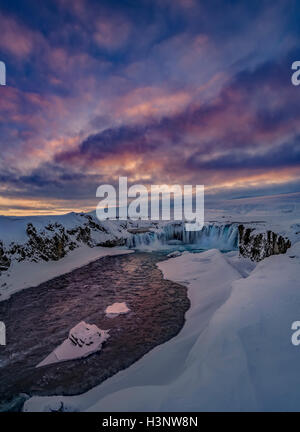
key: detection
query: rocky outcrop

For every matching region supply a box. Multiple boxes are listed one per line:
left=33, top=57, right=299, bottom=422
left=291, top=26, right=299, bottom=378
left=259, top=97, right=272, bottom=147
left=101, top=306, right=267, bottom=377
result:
left=24, top=223, right=77, bottom=262
left=98, top=239, right=126, bottom=247
left=238, top=224, right=291, bottom=261
left=0, top=213, right=293, bottom=274
left=0, top=214, right=133, bottom=274
left=0, top=241, right=10, bottom=272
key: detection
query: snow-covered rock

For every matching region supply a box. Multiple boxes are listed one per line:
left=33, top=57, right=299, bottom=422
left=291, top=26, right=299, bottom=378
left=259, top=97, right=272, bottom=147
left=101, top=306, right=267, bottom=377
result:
left=0, top=212, right=134, bottom=270
left=238, top=224, right=291, bottom=261
left=37, top=321, right=110, bottom=367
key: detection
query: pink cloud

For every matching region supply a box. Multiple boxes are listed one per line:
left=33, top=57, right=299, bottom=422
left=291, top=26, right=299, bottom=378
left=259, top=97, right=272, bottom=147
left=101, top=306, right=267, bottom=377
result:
left=0, top=12, right=41, bottom=58
left=94, top=16, right=131, bottom=50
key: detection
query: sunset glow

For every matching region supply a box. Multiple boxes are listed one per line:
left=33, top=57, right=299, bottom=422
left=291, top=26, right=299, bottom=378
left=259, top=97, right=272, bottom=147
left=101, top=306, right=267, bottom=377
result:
left=0, top=0, right=299, bottom=215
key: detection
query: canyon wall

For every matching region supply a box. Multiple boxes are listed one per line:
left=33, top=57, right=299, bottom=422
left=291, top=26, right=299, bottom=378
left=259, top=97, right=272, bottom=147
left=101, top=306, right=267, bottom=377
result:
left=0, top=213, right=293, bottom=274
left=238, top=224, right=291, bottom=261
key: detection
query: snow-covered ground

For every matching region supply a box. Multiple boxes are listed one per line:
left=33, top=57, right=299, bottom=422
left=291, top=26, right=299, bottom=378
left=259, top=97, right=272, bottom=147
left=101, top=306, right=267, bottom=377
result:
left=24, top=242, right=300, bottom=412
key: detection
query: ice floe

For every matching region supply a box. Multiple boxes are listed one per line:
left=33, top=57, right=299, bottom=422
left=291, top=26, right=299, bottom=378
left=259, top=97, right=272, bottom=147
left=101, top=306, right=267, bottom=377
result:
left=105, top=302, right=130, bottom=318
left=37, top=321, right=110, bottom=367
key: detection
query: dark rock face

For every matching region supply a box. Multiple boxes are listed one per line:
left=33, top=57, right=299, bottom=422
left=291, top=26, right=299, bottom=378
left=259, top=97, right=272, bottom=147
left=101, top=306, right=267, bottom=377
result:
left=238, top=224, right=291, bottom=261
left=0, top=242, right=10, bottom=272
left=24, top=223, right=76, bottom=262
left=0, top=214, right=293, bottom=274
left=98, top=239, right=126, bottom=247
left=0, top=215, right=130, bottom=274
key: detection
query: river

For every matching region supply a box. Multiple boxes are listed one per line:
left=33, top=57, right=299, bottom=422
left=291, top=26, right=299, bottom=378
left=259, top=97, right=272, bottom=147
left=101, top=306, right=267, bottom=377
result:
left=0, top=251, right=190, bottom=411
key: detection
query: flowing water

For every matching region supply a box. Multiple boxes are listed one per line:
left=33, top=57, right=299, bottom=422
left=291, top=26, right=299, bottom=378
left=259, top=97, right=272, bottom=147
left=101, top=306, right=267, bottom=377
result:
left=0, top=251, right=190, bottom=411
left=126, top=222, right=239, bottom=251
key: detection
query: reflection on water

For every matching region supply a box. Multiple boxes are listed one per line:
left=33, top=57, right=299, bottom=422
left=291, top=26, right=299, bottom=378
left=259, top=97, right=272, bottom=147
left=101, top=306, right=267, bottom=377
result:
left=0, top=251, right=189, bottom=411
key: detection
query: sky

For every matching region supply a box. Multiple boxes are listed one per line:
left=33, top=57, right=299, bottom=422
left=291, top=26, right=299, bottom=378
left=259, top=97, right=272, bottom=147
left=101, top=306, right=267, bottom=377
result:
left=0, top=0, right=300, bottom=215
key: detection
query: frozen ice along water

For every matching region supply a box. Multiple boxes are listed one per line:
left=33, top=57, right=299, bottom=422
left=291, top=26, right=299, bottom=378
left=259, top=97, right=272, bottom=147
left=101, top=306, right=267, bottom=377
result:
left=36, top=321, right=110, bottom=367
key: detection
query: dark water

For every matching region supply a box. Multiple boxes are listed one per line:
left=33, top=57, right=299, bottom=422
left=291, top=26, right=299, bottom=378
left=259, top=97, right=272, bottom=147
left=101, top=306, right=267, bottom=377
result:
left=0, top=251, right=189, bottom=411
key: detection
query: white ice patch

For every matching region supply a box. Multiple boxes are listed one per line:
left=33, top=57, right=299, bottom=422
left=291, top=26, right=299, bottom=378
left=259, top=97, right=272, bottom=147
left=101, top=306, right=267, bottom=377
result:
left=105, top=302, right=130, bottom=318
left=36, top=321, right=110, bottom=367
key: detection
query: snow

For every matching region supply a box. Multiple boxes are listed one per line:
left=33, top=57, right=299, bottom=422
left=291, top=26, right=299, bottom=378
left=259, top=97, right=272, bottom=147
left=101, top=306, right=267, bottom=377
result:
left=37, top=321, right=110, bottom=367
left=105, top=302, right=130, bottom=317
left=204, top=192, right=300, bottom=246
left=23, top=248, right=243, bottom=411
left=0, top=212, right=89, bottom=246
left=1, top=193, right=299, bottom=302
left=0, top=245, right=133, bottom=302
left=24, top=243, right=300, bottom=412
left=3, top=192, right=300, bottom=411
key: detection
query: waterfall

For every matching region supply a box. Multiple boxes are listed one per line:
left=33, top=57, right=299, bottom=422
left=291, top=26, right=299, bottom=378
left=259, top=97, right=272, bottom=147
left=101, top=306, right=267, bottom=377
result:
left=126, top=223, right=239, bottom=251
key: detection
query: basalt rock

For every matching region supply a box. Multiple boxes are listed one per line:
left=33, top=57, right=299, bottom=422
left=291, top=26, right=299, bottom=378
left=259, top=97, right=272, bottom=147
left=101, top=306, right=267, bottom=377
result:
left=238, top=224, right=291, bottom=261
left=0, top=215, right=293, bottom=276
left=0, top=215, right=130, bottom=274
left=98, top=238, right=126, bottom=247
left=0, top=241, right=10, bottom=272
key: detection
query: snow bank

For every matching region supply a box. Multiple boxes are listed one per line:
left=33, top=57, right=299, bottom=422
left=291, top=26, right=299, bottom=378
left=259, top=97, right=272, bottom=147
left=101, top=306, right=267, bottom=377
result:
left=87, top=244, right=300, bottom=411
left=23, top=248, right=243, bottom=412
left=37, top=321, right=110, bottom=367
left=24, top=244, right=300, bottom=412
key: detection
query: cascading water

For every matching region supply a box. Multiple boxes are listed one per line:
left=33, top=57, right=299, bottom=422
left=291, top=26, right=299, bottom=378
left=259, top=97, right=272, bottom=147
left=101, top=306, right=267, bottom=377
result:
left=126, top=223, right=239, bottom=251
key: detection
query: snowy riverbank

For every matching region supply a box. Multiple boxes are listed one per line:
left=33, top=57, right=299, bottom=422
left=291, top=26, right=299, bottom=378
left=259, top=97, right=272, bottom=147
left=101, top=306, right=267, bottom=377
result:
left=24, top=243, right=300, bottom=411
left=0, top=245, right=133, bottom=302
left=22, top=248, right=248, bottom=411
left=1, top=193, right=300, bottom=303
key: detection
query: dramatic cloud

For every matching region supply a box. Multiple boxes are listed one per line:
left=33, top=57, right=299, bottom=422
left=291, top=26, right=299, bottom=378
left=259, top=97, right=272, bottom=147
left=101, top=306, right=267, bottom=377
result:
left=0, top=0, right=299, bottom=214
